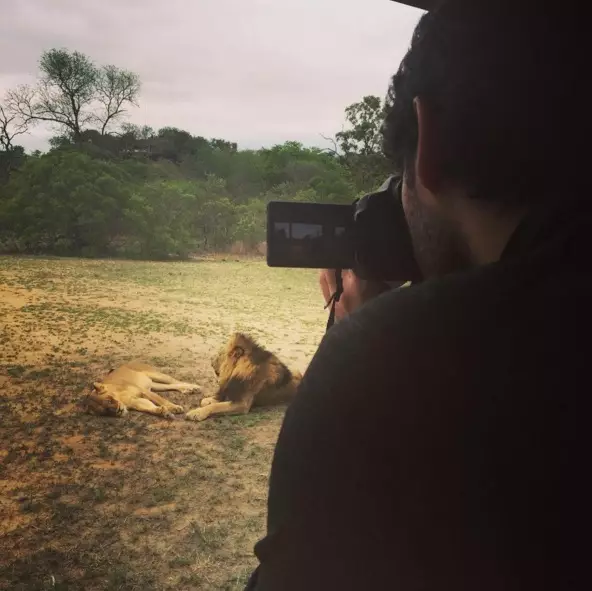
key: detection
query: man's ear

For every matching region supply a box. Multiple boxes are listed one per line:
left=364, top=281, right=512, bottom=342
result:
left=413, top=96, right=444, bottom=196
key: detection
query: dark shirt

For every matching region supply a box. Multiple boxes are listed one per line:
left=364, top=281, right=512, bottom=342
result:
left=246, top=198, right=592, bottom=590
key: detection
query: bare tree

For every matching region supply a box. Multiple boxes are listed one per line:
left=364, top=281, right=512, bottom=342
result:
left=6, top=48, right=140, bottom=141
left=319, top=133, right=341, bottom=157
left=7, top=49, right=98, bottom=140
left=95, top=65, right=141, bottom=135
left=0, top=103, right=28, bottom=151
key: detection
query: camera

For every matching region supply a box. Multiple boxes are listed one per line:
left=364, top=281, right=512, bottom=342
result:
left=266, top=175, right=423, bottom=283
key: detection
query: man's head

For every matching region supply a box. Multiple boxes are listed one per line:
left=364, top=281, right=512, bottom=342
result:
left=382, top=0, right=580, bottom=277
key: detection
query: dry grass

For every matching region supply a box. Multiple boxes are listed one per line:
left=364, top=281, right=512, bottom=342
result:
left=0, top=255, right=326, bottom=590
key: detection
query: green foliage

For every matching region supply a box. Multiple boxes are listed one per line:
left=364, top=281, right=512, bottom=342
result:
left=0, top=146, right=25, bottom=184
left=0, top=133, right=365, bottom=259
left=1, top=48, right=388, bottom=260
left=0, top=150, right=132, bottom=256
left=123, top=180, right=200, bottom=258
left=232, top=199, right=267, bottom=248
left=334, top=95, right=392, bottom=192
left=124, top=175, right=239, bottom=257
left=336, top=95, right=385, bottom=156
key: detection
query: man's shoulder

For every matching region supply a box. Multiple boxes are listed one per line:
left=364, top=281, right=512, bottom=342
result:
left=301, top=274, right=472, bottom=391
left=330, top=269, right=493, bottom=351
left=302, top=263, right=521, bottom=397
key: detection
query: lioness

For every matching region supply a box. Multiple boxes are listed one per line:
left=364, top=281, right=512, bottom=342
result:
left=86, top=361, right=201, bottom=419
left=185, top=332, right=302, bottom=422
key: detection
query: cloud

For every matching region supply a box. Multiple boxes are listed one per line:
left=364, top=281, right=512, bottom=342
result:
left=0, top=0, right=424, bottom=153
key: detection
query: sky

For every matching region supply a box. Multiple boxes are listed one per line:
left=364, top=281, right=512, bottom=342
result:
left=0, top=0, right=424, bottom=154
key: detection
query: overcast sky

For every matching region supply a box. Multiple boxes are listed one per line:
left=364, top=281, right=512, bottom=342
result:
left=0, top=0, right=424, bottom=153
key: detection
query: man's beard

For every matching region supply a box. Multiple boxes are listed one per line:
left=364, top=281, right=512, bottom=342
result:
left=402, top=182, right=471, bottom=279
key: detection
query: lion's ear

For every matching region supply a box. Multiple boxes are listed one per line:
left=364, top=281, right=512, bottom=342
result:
left=230, top=346, right=245, bottom=361
left=93, top=382, right=103, bottom=391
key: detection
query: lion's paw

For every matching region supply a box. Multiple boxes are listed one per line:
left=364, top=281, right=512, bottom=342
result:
left=168, top=404, right=184, bottom=414
left=185, top=407, right=209, bottom=422
left=182, top=384, right=201, bottom=393
left=199, top=397, right=216, bottom=407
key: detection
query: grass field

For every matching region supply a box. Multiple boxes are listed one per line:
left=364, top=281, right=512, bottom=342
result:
left=0, top=255, right=326, bottom=590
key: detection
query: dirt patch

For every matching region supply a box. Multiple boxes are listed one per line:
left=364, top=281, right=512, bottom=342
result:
left=0, top=255, right=325, bottom=590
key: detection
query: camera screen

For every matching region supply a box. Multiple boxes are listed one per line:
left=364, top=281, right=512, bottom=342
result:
left=267, top=202, right=354, bottom=270
left=272, top=221, right=347, bottom=263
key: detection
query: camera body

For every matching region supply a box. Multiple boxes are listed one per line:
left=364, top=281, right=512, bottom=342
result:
left=266, top=175, right=423, bottom=283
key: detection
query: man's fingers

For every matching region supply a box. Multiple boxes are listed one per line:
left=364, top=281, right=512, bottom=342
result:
left=321, top=269, right=389, bottom=321
left=320, top=269, right=337, bottom=305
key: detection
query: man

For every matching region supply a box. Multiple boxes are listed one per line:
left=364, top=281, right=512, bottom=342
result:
left=247, top=0, right=590, bottom=589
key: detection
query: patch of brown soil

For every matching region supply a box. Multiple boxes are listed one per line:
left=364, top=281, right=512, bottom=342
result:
left=89, top=460, right=129, bottom=470
left=0, top=256, right=324, bottom=590
left=133, top=503, right=177, bottom=517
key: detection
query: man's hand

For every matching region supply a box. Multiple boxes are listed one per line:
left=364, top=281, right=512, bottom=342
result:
left=319, top=269, right=391, bottom=322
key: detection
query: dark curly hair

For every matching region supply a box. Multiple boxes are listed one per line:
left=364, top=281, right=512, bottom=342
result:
left=382, top=0, right=580, bottom=205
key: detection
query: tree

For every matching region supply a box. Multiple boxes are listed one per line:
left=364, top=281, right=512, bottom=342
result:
left=6, top=49, right=140, bottom=141
left=7, top=49, right=97, bottom=140
left=124, top=180, right=200, bottom=258
left=328, top=95, right=392, bottom=192
left=210, top=138, right=237, bottom=152
left=120, top=123, right=155, bottom=140
left=0, top=150, right=133, bottom=255
left=0, top=87, right=384, bottom=259
left=157, top=127, right=194, bottom=151
left=95, top=65, right=141, bottom=134
left=335, top=95, right=385, bottom=156
left=0, top=103, right=28, bottom=151
left=0, top=145, right=25, bottom=185
left=232, top=199, right=266, bottom=248
left=197, top=197, right=237, bottom=251
left=192, top=176, right=236, bottom=250
left=0, top=103, right=28, bottom=182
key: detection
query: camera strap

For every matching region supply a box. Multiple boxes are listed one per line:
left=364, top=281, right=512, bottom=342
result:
left=324, top=269, right=343, bottom=332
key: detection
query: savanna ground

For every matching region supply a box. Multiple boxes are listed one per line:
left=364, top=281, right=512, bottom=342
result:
left=0, top=255, right=326, bottom=590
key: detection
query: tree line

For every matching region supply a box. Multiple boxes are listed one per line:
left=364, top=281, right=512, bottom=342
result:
left=0, top=48, right=392, bottom=259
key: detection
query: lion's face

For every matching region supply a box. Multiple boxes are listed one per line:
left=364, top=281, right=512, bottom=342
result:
left=211, top=340, right=245, bottom=379
left=211, top=348, right=224, bottom=377
left=86, top=384, right=127, bottom=417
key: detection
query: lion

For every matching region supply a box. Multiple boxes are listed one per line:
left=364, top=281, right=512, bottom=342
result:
left=85, top=361, right=201, bottom=419
left=185, top=332, right=302, bottom=422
